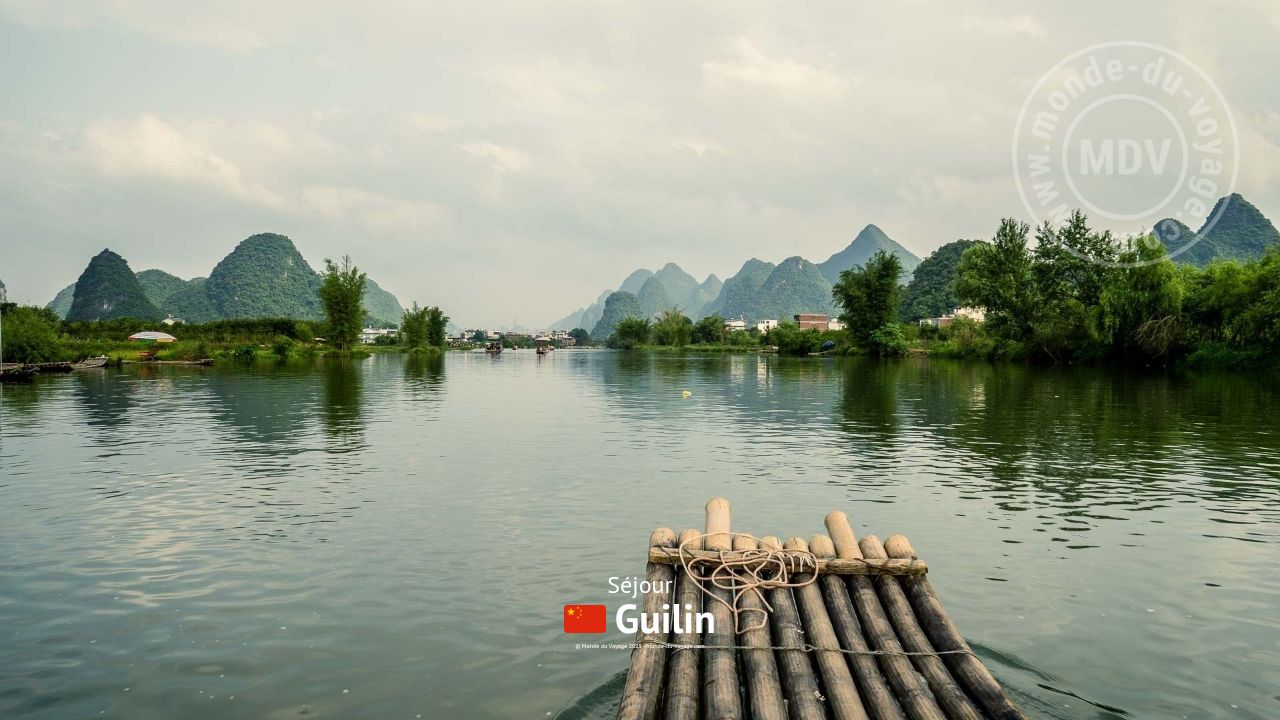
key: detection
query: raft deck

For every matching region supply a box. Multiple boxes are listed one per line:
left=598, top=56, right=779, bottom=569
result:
left=617, top=498, right=1026, bottom=720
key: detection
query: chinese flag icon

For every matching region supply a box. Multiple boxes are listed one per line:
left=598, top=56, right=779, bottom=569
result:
left=563, top=604, right=607, bottom=633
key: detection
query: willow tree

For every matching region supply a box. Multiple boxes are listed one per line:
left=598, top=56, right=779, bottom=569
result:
left=318, top=256, right=367, bottom=350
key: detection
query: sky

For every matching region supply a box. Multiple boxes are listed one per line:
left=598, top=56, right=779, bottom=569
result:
left=2, top=1, right=1279, bottom=327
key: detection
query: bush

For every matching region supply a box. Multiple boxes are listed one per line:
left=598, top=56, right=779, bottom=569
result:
left=769, top=322, right=822, bottom=356
left=0, top=305, right=62, bottom=363
left=608, top=317, right=651, bottom=349
left=869, top=323, right=909, bottom=356
left=231, top=344, right=257, bottom=362
left=272, top=335, right=297, bottom=358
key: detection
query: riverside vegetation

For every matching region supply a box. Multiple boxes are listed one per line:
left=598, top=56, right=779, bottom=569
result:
left=2, top=256, right=451, bottom=364
left=601, top=210, right=1280, bottom=371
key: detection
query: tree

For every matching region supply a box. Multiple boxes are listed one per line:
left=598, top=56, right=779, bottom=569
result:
left=767, top=321, right=822, bottom=356
left=832, top=250, right=903, bottom=354
left=900, top=239, right=979, bottom=321
left=568, top=327, right=590, bottom=347
left=401, top=303, right=429, bottom=348
left=652, top=309, right=692, bottom=347
left=424, top=306, right=449, bottom=347
left=608, top=317, right=651, bottom=349
left=1100, top=236, right=1182, bottom=358
left=318, top=255, right=367, bottom=350
left=1, top=305, right=62, bottom=363
left=691, top=315, right=725, bottom=344
left=470, top=330, right=486, bottom=343
left=955, top=219, right=1037, bottom=341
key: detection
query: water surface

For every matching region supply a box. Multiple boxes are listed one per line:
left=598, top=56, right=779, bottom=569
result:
left=1, top=352, right=1277, bottom=719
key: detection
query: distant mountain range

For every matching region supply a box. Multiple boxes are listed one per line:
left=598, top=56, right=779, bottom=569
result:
left=49, top=233, right=405, bottom=324
left=554, top=224, right=923, bottom=334
left=1153, top=194, right=1280, bottom=265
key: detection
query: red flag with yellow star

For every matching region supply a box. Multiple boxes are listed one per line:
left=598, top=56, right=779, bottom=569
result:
left=563, top=604, right=606, bottom=633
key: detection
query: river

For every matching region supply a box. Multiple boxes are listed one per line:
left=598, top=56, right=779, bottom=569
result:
left=1, top=351, right=1277, bottom=719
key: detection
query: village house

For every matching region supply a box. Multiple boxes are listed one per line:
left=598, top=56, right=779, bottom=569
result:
left=794, top=313, right=828, bottom=331
left=919, top=307, right=986, bottom=328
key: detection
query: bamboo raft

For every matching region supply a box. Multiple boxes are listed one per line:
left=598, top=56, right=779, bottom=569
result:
left=616, top=498, right=1026, bottom=720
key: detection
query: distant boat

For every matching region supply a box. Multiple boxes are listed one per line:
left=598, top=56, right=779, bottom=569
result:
left=536, top=345, right=549, bottom=355
left=485, top=342, right=503, bottom=355
left=72, top=355, right=109, bottom=370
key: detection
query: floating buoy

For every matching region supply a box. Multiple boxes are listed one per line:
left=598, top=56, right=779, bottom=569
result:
left=681, top=390, right=692, bottom=398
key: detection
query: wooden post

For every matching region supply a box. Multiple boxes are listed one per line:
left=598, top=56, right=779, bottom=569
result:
left=663, top=528, right=703, bottom=720
left=732, top=535, right=787, bottom=720
left=859, top=535, right=983, bottom=720
left=808, top=535, right=906, bottom=720
left=618, top=528, right=678, bottom=720
left=785, top=537, right=870, bottom=720
left=883, top=535, right=1028, bottom=720
left=824, top=513, right=946, bottom=720
left=701, top=498, right=743, bottom=720
left=760, top=536, right=826, bottom=720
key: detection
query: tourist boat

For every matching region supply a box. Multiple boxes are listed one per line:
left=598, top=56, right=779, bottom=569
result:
left=536, top=344, right=549, bottom=355
left=485, top=342, right=503, bottom=355
left=71, top=355, right=109, bottom=370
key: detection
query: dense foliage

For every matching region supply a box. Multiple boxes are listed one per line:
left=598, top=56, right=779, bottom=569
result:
left=949, top=212, right=1280, bottom=367
left=568, top=328, right=590, bottom=346
left=318, top=256, right=367, bottom=351
left=608, top=317, right=651, bottom=349
left=899, top=240, right=978, bottom=321
left=652, top=309, right=693, bottom=347
left=832, top=250, right=904, bottom=355
left=1, top=305, right=62, bottom=362
left=66, top=250, right=162, bottom=322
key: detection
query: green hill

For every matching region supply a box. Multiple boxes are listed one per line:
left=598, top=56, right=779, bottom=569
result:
left=618, top=269, right=654, bottom=295
left=1156, top=194, right=1280, bottom=265
left=47, top=283, right=76, bottom=318
left=754, top=256, right=835, bottom=321
left=363, top=278, right=405, bottom=325
left=67, top=250, right=162, bottom=321
left=702, top=258, right=775, bottom=320
left=590, top=291, right=643, bottom=339
left=817, top=224, right=920, bottom=282
left=635, top=276, right=675, bottom=318
left=900, top=239, right=980, bottom=321
left=136, top=269, right=206, bottom=310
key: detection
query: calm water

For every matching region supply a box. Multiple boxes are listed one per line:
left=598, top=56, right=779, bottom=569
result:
left=1, top=352, right=1278, bottom=719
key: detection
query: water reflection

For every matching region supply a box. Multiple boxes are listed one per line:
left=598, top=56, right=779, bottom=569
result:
left=321, top=358, right=363, bottom=446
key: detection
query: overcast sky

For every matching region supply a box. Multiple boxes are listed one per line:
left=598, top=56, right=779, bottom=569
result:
left=2, top=1, right=1279, bottom=326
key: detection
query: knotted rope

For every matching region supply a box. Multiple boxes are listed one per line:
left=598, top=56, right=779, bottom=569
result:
left=677, top=531, right=818, bottom=634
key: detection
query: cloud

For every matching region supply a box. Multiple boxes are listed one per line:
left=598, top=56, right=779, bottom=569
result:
left=701, top=37, right=850, bottom=99
left=301, top=185, right=450, bottom=235
left=958, top=14, right=1047, bottom=39
left=83, top=114, right=285, bottom=208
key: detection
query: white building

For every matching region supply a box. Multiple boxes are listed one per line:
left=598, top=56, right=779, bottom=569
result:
left=724, top=318, right=747, bottom=332
left=755, top=319, right=778, bottom=333
left=919, top=307, right=986, bottom=328
left=827, top=318, right=845, bottom=331
left=359, top=327, right=398, bottom=344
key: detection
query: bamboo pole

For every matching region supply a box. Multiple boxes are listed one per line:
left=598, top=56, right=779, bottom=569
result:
left=760, top=536, right=826, bottom=720
left=732, top=535, right=787, bottom=720
left=824, top=513, right=946, bottom=720
left=785, top=536, right=870, bottom=720
left=647, top=547, right=928, bottom=576
left=859, top=535, right=983, bottom=720
left=618, top=527, right=678, bottom=720
left=808, top=535, right=906, bottom=720
left=701, top=498, right=743, bottom=720
left=663, top=528, right=704, bottom=720
left=883, top=535, right=1027, bottom=720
